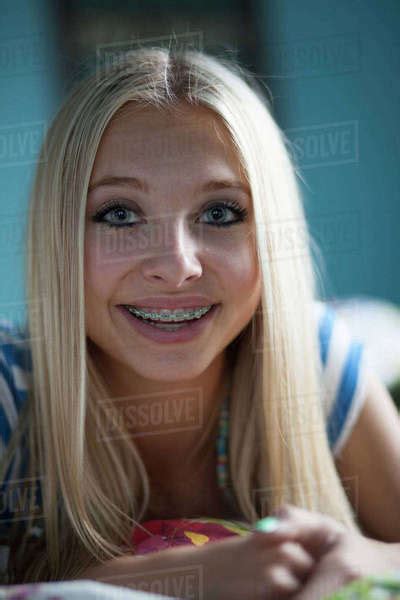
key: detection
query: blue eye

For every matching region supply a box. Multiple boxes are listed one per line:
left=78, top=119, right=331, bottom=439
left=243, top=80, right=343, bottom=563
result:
left=91, top=200, right=248, bottom=229
left=200, top=201, right=248, bottom=227
left=92, top=205, right=138, bottom=228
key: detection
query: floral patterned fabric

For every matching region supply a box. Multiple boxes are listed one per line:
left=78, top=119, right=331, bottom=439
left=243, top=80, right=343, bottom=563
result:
left=130, top=517, right=252, bottom=554
left=0, top=579, right=175, bottom=599
left=0, top=572, right=399, bottom=599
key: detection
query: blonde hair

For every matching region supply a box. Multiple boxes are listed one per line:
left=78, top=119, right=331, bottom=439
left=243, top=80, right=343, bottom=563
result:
left=2, top=47, right=360, bottom=582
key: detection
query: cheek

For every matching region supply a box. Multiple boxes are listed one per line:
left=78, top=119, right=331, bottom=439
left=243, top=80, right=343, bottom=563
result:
left=84, top=232, right=127, bottom=311
left=214, top=232, right=260, bottom=284
left=211, top=236, right=262, bottom=310
left=210, top=240, right=262, bottom=348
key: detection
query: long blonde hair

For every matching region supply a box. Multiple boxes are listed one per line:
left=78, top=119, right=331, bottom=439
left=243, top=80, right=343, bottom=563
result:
left=2, top=47, right=360, bottom=582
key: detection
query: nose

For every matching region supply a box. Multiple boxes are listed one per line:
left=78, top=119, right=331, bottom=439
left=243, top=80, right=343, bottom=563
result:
left=140, top=216, right=203, bottom=285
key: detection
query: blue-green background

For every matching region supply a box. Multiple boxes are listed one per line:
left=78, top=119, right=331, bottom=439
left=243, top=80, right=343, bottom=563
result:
left=1, top=0, right=399, bottom=329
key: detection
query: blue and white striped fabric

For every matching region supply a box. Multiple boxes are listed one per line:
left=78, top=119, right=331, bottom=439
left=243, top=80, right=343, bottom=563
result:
left=0, top=321, right=32, bottom=493
left=0, top=302, right=369, bottom=542
left=313, top=300, right=368, bottom=457
left=0, top=321, right=33, bottom=578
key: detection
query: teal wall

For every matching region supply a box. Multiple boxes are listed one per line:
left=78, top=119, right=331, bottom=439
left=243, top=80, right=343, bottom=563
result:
left=256, top=0, right=400, bottom=304
left=1, top=0, right=399, bottom=331
left=0, top=0, right=62, bottom=329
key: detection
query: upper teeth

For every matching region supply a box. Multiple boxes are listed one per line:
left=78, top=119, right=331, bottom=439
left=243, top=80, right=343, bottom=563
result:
left=126, top=305, right=213, bottom=322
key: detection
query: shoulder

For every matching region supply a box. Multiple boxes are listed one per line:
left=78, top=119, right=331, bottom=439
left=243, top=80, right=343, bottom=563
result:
left=312, top=301, right=369, bottom=457
left=0, top=320, right=32, bottom=447
left=0, top=321, right=33, bottom=545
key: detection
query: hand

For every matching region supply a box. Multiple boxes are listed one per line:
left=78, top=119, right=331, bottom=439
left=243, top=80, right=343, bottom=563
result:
left=198, top=526, right=316, bottom=600
left=79, top=526, right=315, bottom=600
left=270, top=503, right=400, bottom=600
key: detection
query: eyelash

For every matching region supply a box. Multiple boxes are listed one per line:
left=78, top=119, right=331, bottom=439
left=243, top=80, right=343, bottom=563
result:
left=91, top=199, right=249, bottom=229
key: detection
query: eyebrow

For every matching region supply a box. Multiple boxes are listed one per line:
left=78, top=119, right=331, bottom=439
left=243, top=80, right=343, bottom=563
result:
left=88, top=176, right=251, bottom=196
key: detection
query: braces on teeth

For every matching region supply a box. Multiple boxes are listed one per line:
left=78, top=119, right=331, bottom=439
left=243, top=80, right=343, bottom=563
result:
left=126, top=305, right=213, bottom=322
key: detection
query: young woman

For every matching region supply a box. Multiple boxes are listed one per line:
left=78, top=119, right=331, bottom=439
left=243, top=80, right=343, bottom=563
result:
left=0, top=47, right=399, bottom=596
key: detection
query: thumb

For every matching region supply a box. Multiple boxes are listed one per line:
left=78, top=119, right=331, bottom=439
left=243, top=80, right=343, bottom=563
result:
left=291, top=559, right=346, bottom=600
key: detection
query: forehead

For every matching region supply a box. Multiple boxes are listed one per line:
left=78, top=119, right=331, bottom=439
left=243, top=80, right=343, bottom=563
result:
left=91, top=101, right=245, bottom=178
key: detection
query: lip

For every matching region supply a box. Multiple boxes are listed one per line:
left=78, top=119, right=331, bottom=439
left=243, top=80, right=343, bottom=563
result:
left=118, top=296, right=217, bottom=309
left=117, top=303, right=220, bottom=344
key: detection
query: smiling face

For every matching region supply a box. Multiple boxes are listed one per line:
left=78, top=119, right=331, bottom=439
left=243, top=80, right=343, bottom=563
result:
left=84, top=101, right=262, bottom=391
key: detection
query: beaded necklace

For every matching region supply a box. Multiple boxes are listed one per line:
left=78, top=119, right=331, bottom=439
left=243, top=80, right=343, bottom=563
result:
left=132, top=394, right=236, bottom=542
left=216, top=393, right=229, bottom=491
left=30, top=396, right=235, bottom=545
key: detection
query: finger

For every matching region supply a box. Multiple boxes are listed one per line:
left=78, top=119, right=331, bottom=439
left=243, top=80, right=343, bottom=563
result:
left=253, top=517, right=296, bottom=539
left=291, top=564, right=346, bottom=600
left=276, top=541, right=315, bottom=582
left=269, top=504, right=345, bottom=560
left=253, top=517, right=334, bottom=557
left=264, top=565, right=301, bottom=600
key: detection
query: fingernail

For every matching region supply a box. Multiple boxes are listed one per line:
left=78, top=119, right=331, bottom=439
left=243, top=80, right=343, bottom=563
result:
left=273, top=505, right=290, bottom=518
left=254, top=516, right=282, bottom=533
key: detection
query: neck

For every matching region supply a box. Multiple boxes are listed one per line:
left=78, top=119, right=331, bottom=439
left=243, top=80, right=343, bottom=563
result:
left=93, top=346, right=232, bottom=474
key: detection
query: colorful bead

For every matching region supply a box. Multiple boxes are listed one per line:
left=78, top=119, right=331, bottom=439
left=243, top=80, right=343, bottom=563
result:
left=216, top=396, right=229, bottom=490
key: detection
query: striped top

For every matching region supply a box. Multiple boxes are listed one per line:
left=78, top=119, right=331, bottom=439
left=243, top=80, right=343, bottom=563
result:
left=0, top=301, right=369, bottom=555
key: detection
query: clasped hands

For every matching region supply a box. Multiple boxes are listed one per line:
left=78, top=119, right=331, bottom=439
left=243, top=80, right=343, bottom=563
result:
left=255, top=503, right=400, bottom=599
